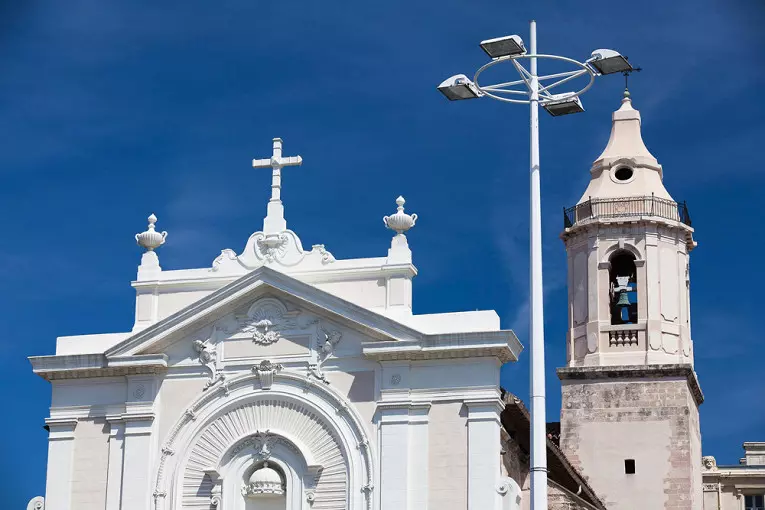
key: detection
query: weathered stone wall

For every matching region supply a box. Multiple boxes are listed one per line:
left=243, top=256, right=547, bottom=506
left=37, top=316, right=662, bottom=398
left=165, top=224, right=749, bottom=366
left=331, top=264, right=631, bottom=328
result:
left=548, top=482, right=598, bottom=510
left=560, top=375, right=701, bottom=510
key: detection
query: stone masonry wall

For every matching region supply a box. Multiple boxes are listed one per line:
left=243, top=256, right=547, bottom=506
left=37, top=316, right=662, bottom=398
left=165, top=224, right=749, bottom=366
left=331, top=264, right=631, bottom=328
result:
left=560, top=377, right=701, bottom=510
left=549, top=482, right=598, bottom=510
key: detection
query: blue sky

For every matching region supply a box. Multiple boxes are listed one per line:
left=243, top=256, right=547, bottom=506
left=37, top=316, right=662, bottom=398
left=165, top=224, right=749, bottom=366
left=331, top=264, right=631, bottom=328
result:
left=2, top=0, right=763, bottom=505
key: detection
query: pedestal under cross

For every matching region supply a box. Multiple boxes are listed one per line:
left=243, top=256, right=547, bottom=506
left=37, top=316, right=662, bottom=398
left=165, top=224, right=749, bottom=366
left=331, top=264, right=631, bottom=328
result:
left=253, top=138, right=302, bottom=234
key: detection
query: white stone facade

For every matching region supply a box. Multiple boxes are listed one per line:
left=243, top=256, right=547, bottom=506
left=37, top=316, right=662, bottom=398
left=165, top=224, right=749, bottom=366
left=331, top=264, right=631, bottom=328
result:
left=29, top=142, right=524, bottom=510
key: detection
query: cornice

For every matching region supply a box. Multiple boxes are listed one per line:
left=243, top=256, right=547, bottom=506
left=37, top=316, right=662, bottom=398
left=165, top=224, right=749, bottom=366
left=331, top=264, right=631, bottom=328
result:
left=557, top=364, right=704, bottom=406
left=29, top=353, right=167, bottom=381
left=362, top=330, right=522, bottom=363
left=376, top=400, right=432, bottom=412
left=561, top=217, right=695, bottom=249
left=44, top=417, right=79, bottom=428
left=132, top=262, right=418, bottom=292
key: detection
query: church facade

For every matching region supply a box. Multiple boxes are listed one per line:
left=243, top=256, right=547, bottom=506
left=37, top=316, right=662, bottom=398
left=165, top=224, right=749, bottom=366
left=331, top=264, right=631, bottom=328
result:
left=29, top=138, right=528, bottom=510
left=29, top=95, right=758, bottom=510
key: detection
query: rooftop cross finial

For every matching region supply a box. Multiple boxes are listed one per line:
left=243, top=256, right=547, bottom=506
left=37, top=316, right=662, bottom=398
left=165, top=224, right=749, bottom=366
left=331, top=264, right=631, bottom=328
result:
left=622, top=66, right=642, bottom=101
left=252, top=138, right=303, bottom=234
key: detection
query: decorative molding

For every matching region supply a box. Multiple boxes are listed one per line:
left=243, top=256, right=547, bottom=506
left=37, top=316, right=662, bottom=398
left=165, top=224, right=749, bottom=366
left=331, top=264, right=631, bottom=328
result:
left=108, top=265, right=424, bottom=358
left=240, top=299, right=291, bottom=345
left=153, top=369, right=374, bottom=510
left=557, top=364, right=704, bottom=405
left=702, top=483, right=720, bottom=492
left=311, top=244, right=336, bottom=264
left=307, top=363, right=330, bottom=384
left=30, top=353, right=168, bottom=381
left=307, top=326, right=343, bottom=384
left=192, top=339, right=223, bottom=388
left=255, top=232, right=289, bottom=263
left=252, top=360, right=283, bottom=390
left=26, top=496, right=44, bottom=510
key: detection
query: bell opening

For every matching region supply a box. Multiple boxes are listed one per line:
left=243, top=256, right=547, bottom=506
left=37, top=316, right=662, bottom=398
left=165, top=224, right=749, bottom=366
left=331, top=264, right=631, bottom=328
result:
left=609, top=251, right=638, bottom=325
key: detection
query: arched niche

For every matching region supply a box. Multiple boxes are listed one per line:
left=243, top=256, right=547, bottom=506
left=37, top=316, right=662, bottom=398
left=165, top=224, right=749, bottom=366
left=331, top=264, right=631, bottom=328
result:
left=599, top=242, right=645, bottom=326
left=153, top=370, right=375, bottom=510
left=608, top=250, right=639, bottom=325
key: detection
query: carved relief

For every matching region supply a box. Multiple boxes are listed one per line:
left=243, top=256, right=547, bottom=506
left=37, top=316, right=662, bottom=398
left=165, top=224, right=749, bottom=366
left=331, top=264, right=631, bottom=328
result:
left=306, top=327, right=343, bottom=384
left=192, top=339, right=224, bottom=388
left=255, top=232, right=289, bottom=263
left=242, top=300, right=289, bottom=345
left=702, top=456, right=717, bottom=470
left=252, top=360, right=283, bottom=390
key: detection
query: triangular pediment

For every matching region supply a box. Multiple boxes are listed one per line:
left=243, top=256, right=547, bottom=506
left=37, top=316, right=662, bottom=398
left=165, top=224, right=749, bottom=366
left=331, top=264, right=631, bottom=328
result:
left=105, top=266, right=423, bottom=359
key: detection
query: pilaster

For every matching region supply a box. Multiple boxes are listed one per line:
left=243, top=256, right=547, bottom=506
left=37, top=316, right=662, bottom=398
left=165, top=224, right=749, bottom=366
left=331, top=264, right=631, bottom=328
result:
left=120, top=375, right=158, bottom=510
left=407, top=402, right=430, bottom=510
left=44, top=418, right=78, bottom=510
left=121, top=414, right=155, bottom=510
left=464, top=397, right=504, bottom=510
left=105, top=416, right=125, bottom=510
left=378, top=401, right=410, bottom=510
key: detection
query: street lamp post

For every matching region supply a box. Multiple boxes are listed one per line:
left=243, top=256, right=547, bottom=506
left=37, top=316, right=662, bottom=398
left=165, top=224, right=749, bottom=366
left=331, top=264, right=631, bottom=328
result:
left=438, top=20, right=632, bottom=510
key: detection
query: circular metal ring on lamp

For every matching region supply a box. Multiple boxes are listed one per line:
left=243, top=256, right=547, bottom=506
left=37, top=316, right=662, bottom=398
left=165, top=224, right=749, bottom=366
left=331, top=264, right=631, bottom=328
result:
left=474, top=54, right=596, bottom=104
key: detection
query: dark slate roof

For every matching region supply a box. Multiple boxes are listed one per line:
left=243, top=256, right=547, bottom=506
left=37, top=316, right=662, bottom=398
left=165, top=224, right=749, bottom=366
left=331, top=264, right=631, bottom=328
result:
left=500, top=391, right=606, bottom=510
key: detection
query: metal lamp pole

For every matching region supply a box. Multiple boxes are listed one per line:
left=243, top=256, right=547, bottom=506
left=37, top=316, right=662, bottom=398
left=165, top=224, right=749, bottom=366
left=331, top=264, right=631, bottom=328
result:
left=526, top=20, right=548, bottom=510
left=438, top=20, right=633, bottom=510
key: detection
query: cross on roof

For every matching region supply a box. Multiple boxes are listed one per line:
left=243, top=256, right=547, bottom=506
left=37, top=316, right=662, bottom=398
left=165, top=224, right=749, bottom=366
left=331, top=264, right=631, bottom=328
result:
left=252, top=138, right=303, bottom=234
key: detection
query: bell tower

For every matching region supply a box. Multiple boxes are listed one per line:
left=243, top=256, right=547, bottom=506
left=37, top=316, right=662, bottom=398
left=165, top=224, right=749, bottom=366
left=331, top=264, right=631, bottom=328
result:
left=557, top=91, right=703, bottom=509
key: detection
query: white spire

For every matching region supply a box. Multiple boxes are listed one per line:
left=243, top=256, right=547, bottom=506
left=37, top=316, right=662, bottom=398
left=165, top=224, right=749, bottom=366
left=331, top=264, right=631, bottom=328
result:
left=578, top=93, right=673, bottom=203
left=594, top=90, right=657, bottom=165
left=252, top=138, right=303, bottom=234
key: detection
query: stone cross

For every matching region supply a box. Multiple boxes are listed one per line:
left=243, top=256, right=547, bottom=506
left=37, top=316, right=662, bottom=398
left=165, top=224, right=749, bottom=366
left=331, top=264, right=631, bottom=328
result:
left=253, top=138, right=302, bottom=234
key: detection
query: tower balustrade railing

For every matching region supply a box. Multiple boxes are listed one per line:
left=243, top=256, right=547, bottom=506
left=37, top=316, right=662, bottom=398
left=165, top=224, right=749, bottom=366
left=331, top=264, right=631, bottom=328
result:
left=563, top=195, right=691, bottom=229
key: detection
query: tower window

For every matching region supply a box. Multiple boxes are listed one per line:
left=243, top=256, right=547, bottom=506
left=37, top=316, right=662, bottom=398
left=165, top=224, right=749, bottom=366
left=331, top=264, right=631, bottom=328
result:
left=609, top=251, right=638, bottom=325
left=614, top=167, right=634, bottom=181
left=624, top=459, right=636, bottom=474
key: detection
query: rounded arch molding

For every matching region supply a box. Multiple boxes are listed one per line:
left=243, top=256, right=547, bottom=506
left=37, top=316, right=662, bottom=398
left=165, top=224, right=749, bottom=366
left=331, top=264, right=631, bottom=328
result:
left=601, top=241, right=644, bottom=265
left=153, top=370, right=375, bottom=510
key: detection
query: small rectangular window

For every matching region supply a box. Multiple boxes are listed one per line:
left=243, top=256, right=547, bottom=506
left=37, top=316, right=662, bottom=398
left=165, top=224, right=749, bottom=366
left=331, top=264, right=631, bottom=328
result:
left=624, top=459, right=636, bottom=474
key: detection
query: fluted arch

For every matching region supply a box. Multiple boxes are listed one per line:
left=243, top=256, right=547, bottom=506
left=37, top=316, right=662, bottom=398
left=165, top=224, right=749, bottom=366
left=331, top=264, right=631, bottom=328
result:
left=153, top=370, right=375, bottom=510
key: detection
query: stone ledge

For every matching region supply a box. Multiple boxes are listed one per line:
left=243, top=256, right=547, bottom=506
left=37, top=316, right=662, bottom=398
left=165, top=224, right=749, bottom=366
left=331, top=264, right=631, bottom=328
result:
left=556, top=364, right=703, bottom=406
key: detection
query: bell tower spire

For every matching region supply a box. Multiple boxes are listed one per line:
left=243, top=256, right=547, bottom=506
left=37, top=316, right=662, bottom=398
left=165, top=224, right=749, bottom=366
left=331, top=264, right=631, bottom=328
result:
left=557, top=93, right=703, bottom=510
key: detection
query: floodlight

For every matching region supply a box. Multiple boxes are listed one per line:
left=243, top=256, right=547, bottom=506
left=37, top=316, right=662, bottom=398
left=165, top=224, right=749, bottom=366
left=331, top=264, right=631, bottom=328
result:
left=437, top=74, right=482, bottom=101
left=589, top=49, right=633, bottom=75
left=542, top=93, right=584, bottom=116
left=480, top=35, right=526, bottom=59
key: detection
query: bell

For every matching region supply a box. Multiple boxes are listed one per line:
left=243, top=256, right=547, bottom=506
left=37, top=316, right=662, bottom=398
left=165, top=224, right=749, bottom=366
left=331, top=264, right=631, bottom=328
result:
left=616, top=291, right=630, bottom=306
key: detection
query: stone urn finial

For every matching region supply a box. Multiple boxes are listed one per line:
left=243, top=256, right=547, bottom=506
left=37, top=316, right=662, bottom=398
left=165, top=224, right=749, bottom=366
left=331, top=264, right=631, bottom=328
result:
left=383, top=196, right=418, bottom=235
left=136, top=213, right=168, bottom=251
